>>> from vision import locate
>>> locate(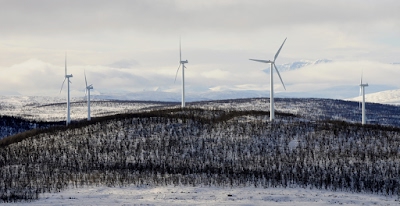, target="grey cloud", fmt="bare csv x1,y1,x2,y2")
107,59,140,69
1,0,399,36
